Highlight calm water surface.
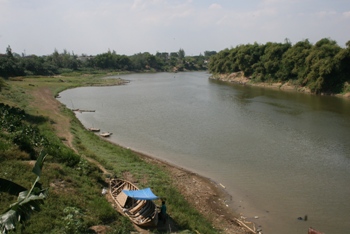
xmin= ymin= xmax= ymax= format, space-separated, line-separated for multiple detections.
xmin=59 ymin=72 xmax=350 ymax=234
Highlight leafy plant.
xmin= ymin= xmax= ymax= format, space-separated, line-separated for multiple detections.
xmin=62 ymin=207 xmax=84 ymax=234
xmin=0 ymin=152 xmax=48 ymax=234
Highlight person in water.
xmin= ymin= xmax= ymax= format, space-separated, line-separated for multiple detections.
xmin=160 ymin=200 xmax=167 ymax=224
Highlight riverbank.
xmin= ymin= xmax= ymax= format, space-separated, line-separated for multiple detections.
xmin=106 ymin=144 xmax=256 ymax=234
xmin=210 ymin=72 xmax=350 ymax=98
xmin=143 ymin=156 xmax=259 ymax=234
xmin=21 ymin=75 xmax=254 ymax=233
xmin=76 ymin=117 xmax=256 ymax=233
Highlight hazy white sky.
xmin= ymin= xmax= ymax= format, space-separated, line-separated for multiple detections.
xmin=1 ymin=0 xmax=349 ymax=56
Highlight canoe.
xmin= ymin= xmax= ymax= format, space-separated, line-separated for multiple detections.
xmin=100 ymin=132 xmax=112 ymax=137
xmin=88 ymin=127 xmax=100 ymax=132
xmin=109 ymin=179 xmax=159 ymax=227
xmin=308 ymin=227 xmax=323 ymax=234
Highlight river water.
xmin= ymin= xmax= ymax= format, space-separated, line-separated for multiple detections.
xmin=59 ymin=72 xmax=350 ymax=234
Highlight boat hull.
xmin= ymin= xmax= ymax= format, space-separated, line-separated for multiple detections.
xmin=109 ymin=179 xmax=158 ymax=227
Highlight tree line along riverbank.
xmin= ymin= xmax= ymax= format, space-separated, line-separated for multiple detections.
xmin=0 ymin=74 xmax=250 ymax=233
xmin=208 ymin=38 xmax=350 ymax=96
xmin=0 ymin=47 xmax=214 ymax=79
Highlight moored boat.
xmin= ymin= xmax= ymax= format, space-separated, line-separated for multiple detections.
xmin=100 ymin=132 xmax=112 ymax=137
xmin=308 ymin=227 xmax=323 ymax=234
xmin=88 ymin=127 xmax=100 ymax=132
xmin=109 ymin=179 xmax=159 ymax=227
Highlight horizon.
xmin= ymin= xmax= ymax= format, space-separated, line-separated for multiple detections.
xmin=1 ymin=0 xmax=349 ymax=56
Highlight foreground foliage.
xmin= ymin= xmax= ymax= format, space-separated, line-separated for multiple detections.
xmin=0 ymin=102 xmax=133 ymax=233
xmin=0 ymin=152 xmax=48 ymax=233
xmin=209 ymin=38 xmax=350 ymax=94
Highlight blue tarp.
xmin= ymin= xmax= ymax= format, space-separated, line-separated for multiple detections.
xmin=122 ymin=188 xmax=158 ymax=200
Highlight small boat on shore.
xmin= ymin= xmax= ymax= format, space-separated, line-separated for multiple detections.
xmin=109 ymin=179 xmax=159 ymax=227
xmin=308 ymin=227 xmax=323 ymax=234
xmin=100 ymin=132 xmax=112 ymax=137
xmin=88 ymin=127 xmax=100 ymax=132
xmin=71 ymin=109 xmax=95 ymax=113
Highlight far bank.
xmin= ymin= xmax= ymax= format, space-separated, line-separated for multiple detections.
xmin=209 ymin=72 xmax=350 ymax=98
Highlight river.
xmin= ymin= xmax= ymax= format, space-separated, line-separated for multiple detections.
xmin=59 ymin=71 xmax=350 ymax=234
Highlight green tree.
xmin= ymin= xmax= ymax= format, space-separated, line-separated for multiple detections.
xmin=178 ymin=48 xmax=185 ymax=59
xmin=235 ymin=43 xmax=265 ymax=76
xmin=204 ymin=51 xmax=217 ymax=58
xmin=0 ymin=46 xmax=24 ymax=78
xmin=20 ymin=55 xmax=56 ymax=75
xmin=303 ymin=38 xmax=341 ymax=93
xmin=0 ymin=77 xmax=6 ymax=91
xmin=280 ymin=39 xmax=312 ymax=82
xmin=208 ymin=48 xmax=231 ymax=74
xmin=260 ymin=41 xmax=291 ymax=81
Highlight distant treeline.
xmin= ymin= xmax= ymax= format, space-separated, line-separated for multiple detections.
xmin=0 ymin=47 xmax=217 ymax=78
xmin=208 ymin=38 xmax=350 ymax=94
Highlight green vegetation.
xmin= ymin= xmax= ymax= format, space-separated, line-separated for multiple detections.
xmin=0 ymin=74 xmax=219 ymax=233
xmin=208 ymin=38 xmax=350 ymax=94
xmin=0 ymin=46 xmax=216 ymax=78
xmin=0 ymin=152 xmax=48 ymax=233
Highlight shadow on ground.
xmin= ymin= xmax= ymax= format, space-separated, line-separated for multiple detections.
xmin=156 ymin=215 xmax=180 ymax=233
xmin=141 ymin=214 xmax=186 ymax=233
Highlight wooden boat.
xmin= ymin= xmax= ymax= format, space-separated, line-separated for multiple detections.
xmin=109 ymin=179 xmax=159 ymax=227
xmin=308 ymin=227 xmax=323 ymax=234
xmin=99 ymin=132 xmax=112 ymax=137
xmin=71 ymin=109 xmax=95 ymax=113
xmin=88 ymin=127 xmax=100 ymax=132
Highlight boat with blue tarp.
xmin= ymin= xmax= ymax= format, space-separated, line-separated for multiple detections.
xmin=109 ymin=178 xmax=159 ymax=227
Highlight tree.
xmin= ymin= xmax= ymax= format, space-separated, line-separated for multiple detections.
xmin=0 ymin=46 xmax=25 ymax=78
xmin=208 ymin=48 xmax=231 ymax=74
xmin=234 ymin=43 xmax=265 ymax=76
xmin=204 ymin=51 xmax=217 ymax=58
xmin=280 ymin=39 xmax=312 ymax=81
xmin=6 ymin=45 xmax=13 ymax=58
xmin=303 ymin=38 xmax=341 ymax=93
xmin=0 ymin=77 xmax=6 ymax=91
xmin=260 ymin=42 xmax=291 ymax=80
xmin=333 ymin=40 xmax=350 ymax=91
xmin=178 ymin=48 xmax=185 ymax=59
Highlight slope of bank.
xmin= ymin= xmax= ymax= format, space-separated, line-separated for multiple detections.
xmin=210 ymin=72 xmax=350 ymax=98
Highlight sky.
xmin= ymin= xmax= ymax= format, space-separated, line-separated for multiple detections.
xmin=0 ymin=0 xmax=350 ymax=56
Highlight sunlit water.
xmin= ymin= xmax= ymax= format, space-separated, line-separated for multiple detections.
xmin=59 ymin=72 xmax=350 ymax=234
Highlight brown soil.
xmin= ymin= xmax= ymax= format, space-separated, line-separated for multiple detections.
xmin=28 ymin=87 xmax=75 ymax=149
xmin=29 ymin=86 xmax=254 ymax=234
xmin=213 ymin=73 xmax=350 ymax=99
xmin=211 ymin=72 xmax=311 ymax=93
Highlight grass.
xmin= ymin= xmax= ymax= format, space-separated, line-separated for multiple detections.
xmin=0 ymin=72 xmax=220 ymax=234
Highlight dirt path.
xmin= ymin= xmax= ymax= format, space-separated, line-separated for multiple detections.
xmin=29 ymin=87 xmax=74 ymax=149
xmin=29 ymin=86 xmax=252 ymax=234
